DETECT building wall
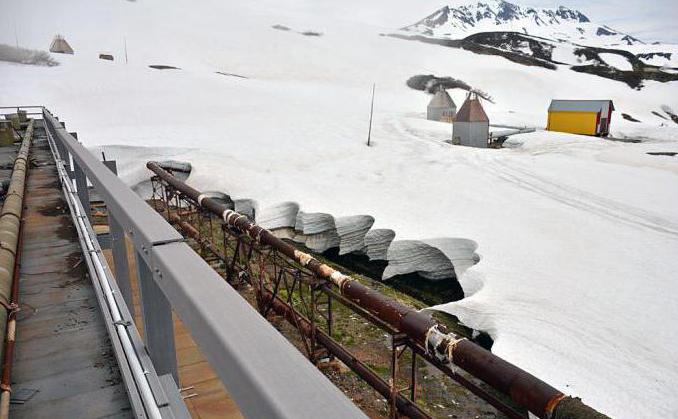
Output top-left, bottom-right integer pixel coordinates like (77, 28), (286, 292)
(453, 121), (489, 148)
(547, 111), (598, 135)
(428, 107), (444, 121)
(453, 121), (468, 144)
(428, 107), (457, 122)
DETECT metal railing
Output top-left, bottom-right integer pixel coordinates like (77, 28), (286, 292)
(39, 108), (366, 419)
(0, 106), (44, 118)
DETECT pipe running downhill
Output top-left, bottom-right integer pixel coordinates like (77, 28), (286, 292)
(0, 119), (33, 418)
(146, 161), (609, 419)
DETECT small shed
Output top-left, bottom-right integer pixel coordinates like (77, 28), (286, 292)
(99, 54), (114, 61)
(547, 100), (614, 136)
(49, 35), (74, 55)
(0, 120), (14, 146)
(427, 87), (456, 122)
(453, 92), (489, 148)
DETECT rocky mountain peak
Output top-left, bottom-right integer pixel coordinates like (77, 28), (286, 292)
(406, 0), (591, 30)
(401, 1), (644, 47)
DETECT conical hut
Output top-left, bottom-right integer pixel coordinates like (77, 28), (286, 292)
(452, 91), (489, 148)
(427, 86), (456, 122)
(49, 35), (74, 54)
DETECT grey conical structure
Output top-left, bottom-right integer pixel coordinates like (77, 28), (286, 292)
(427, 86), (456, 122)
(49, 35), (74, 54)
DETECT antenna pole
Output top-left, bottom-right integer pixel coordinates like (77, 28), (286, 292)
(13, 21), (19, 48)
(367, 83), (375, 147)
(124, 37), (128, 64)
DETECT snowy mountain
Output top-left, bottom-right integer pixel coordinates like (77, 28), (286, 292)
(395, 0), (678, 89)
(402, 0), (641, 47)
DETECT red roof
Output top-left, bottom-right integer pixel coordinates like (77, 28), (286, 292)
(455, 92), (489, 122)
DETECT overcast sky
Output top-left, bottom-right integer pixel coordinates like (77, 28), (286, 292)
(284, 0), (678, 43)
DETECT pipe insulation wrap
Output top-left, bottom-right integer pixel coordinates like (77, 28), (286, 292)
(0, 119), (33, 419)
(0, 119), (33, 366)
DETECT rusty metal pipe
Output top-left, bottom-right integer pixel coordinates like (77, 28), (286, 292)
(146, 161), (608, 419)
(0, 206), (24, 418)
(0, 120), (33, 418)
(259, 291), (430, 419)
(172, 212), (527, 419)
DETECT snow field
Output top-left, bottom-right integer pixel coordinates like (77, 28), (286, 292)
(1, 0), (678, 417)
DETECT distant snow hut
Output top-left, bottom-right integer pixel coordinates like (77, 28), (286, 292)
(547, 100), (614, 136)
(49, 35), (74, 54)
(99, 54), (114, 61)
(452, 92), (489, 148)
(427, 86), (456, 122)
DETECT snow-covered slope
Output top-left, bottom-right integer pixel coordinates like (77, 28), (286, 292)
(1, 0), (678, 417)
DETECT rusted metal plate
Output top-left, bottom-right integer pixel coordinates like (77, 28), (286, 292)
(11, 126), (132, 418)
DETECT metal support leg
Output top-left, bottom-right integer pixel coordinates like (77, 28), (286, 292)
(73, 160), (91, 222)
(390, 337), (399, 419)
(103, 161), (133, 310)
(68, 133), (78, 181)
(410, 351), (417, 402)
(55, 138), (68, 165)
(110, 216), (133, 310)
(135, 250), (178, 383)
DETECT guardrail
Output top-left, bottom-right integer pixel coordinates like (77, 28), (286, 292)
(40, 109), (366, 419)
(0, 106), (44, 117)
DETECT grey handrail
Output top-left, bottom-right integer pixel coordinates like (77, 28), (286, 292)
(42, 110), (366, 419)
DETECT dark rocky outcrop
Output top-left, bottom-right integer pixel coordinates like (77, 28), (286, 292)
(149, 65), (180, 70)
(406, 74), (493, 102)
(390, 31), (678, 89)
(621, 113), (641, 122)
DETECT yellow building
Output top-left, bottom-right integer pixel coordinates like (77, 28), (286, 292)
(547, 100), (614, 136)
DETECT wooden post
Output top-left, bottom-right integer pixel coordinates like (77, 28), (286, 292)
(367, 83), (375, 146)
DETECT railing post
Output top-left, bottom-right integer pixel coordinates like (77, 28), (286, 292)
(110, 216), (133, 309)
(104, 161), (134, 310)
(135, 250), (178, 383)
(68, 132), (78, 181)
(54, 131), (69, 165)
(73, 160), (91, 222)
(43, 111), (67, 165)
(68, 132), (91, 222)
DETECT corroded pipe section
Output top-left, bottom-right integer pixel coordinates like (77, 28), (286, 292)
(258, 291), (430, 419)
(146, 161), (608, 419)
(0, 119), (33, 417)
